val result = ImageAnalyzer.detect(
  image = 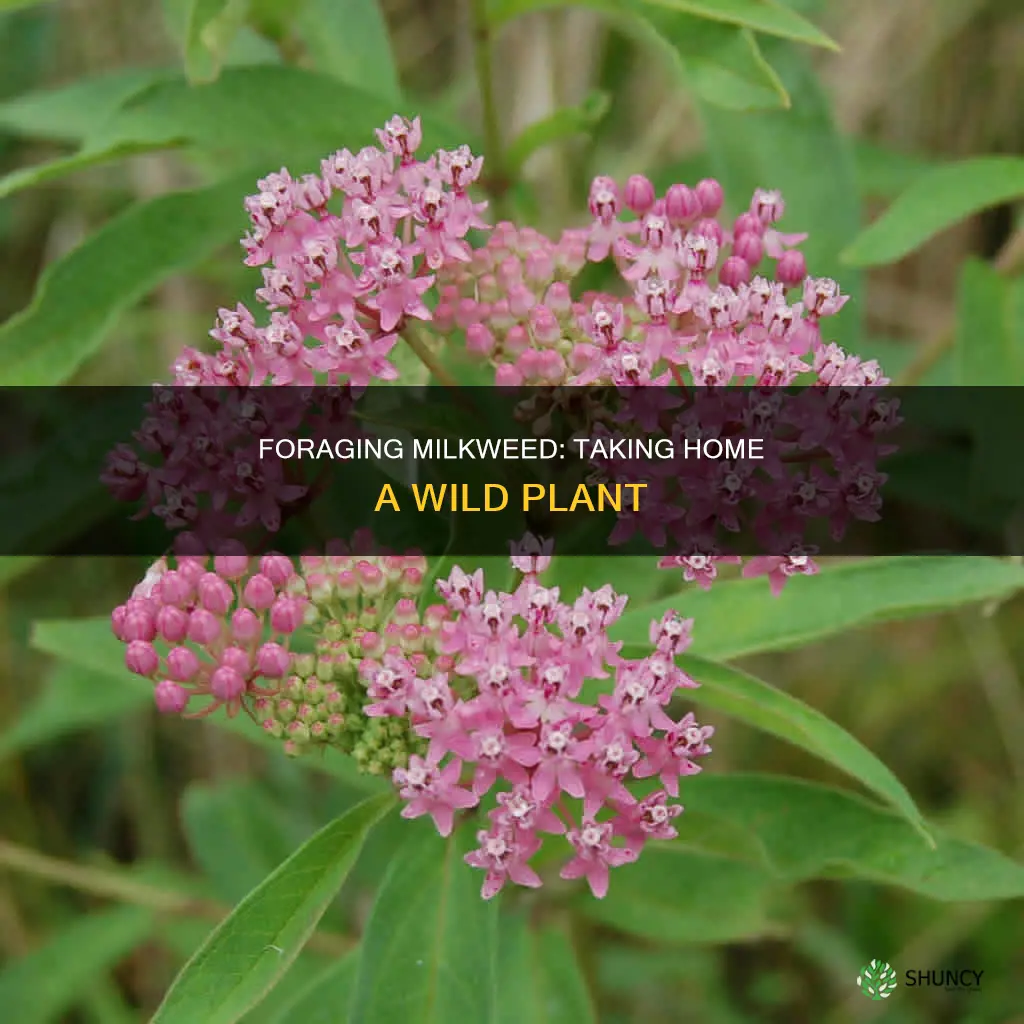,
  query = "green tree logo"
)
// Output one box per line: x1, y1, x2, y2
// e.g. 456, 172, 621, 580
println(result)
857, 960, 898, 1000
